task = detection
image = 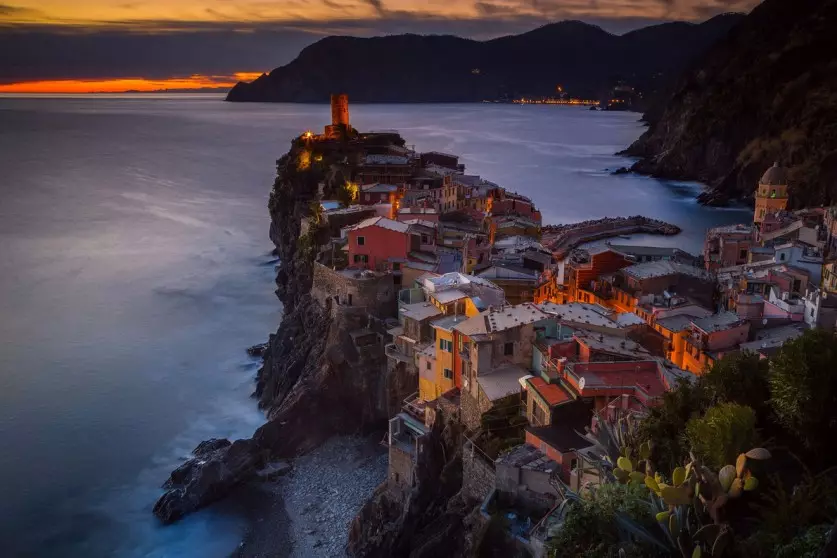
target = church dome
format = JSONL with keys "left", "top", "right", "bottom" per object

{"left": 759, "top": 162, "right": 788, "bottom": 186}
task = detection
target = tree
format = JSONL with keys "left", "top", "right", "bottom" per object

{"left": 686, "top": 402, "right": 758, "bottom": 469}
{"left": 638, "top": 379, "right": 709, "bottom": 472}
{"left": 703, "top": 352, "right": 771, "bottom": 418}
{"left": 768, "top": 329, "right": 837, "bottom": 452}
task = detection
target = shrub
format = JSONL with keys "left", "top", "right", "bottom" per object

{"left": 638, "top": 379, "right": 709, "bottom": 471}
{"left": 686, "top": 402, "right": 758, "bottom": 469}
{"left": 768, "top": 329, "right": 837, "bottom": 452}
{"left": 703, "top": 352, "right": 770, "bottom": 417}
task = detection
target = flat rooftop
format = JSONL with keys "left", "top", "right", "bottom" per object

{"left": 538, "top": 302, "right": 620, "bottom": 329}
{"left": 574, "top": 331, "right": 651, "bottom": 359}
{"left": 527, "top": 377, "right": 574, "bottom": 407}
{"left": 656, "top": 314, "right": 700, "bottom": 333}
{"left": 692, "top": 311, "right": 745, "bottom": 333}
{"left": 477, "top": 362, "right": 529, "bottom": 402}
{"left": 399, "top": 302, "right": 443, "bottom": 322}
{"left": 497, "top": 444, "right": 558, "bottom": 473}
{"left": 740, "top": 323, "right": 806, "bottom": 353}
{"left": 364, "top": 154, "right": 410, "bottom": 165}
{"left": 430, "top": 314, "right": 470, "bottom": 332}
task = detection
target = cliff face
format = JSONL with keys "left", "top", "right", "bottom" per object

{"left": 226, "top": 16, "right": 742, "bottom": 104}
{"left": 347, "top": 415, "right": 485, "bottom": 558}
{"left": 625, "top": 0, "right": 837, "bottom": 207}
{"left": 154, "top": 141, "right": 414, "bottom": 523}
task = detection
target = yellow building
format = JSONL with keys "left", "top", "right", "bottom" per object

{"left": 417, "top": 344, "right": 438, "bottom": 402}
{"left": 427, "top": 315, "right": 469, "bottom": 400}
{"left": 754, "top": 162, "right": 789, "bottom": 225}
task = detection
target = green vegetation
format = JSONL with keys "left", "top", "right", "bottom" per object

{"left": 548, "top": 330, "right": 837, "bottom": 557}
{"left": 768, "top": 329, "right": 837, "bottom": 452}
{"left": 686, "top": 403, "right": 758, "bottom": 469}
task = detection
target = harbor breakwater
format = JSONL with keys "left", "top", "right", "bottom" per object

{"left": 542, "top": 215, "right": 681, "bottom": 259}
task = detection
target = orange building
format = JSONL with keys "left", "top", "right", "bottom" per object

{"left": 754, "top": 162, "right": 789, "bottom": 225}
{"left": 565, "top": 246, "right": 631, "bottom": 303}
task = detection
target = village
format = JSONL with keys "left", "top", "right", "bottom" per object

{"left": 294, "top": 95, "right": 837, "bottom": 556}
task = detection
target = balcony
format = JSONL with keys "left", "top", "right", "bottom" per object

{"left": 402, "top": 392, "right": 427, "bottom": 422}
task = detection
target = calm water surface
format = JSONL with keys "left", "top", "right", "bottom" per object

{"left": 0, "top": 95, "right": 751, "bottom": 557}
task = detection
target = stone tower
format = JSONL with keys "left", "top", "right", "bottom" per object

{"left": 331, "top": 93, "right": 349, "bottom": 127}
{"left": 754, "top": 162, "right": 789, "bottom": 224}
{"left": 324, "top": 94, "right": 350, "bottom": 138}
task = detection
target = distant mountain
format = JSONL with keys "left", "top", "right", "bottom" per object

{"left": 625, "top": 0, "right": 837, "bottom": 207}
{"left": 226, "top": 15, "right": 744, "bottom": 104}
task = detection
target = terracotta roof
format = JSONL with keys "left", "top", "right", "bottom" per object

{"left": 528, "top": 377, "right": 574, "bottom": 407}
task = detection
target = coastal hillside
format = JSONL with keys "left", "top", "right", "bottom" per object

{"left": 226, "top": 15, "right": 743, "bottom": 104}
{"left": 625, "top": 0, "right": 837, "bottom": 207}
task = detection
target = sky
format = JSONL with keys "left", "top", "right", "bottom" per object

{"left": 0, "top": 0, "right": 760, "bottom": 93}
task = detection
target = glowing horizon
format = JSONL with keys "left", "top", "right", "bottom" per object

{"left": 1, "top": 0, "right": 759, "bottom": 29}
{"left": 0, "top": 72, "right": 264, "bottom": 94}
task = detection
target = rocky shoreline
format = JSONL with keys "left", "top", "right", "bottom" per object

{"left": 233, "top": 435, "right": 386, "bottom": 558}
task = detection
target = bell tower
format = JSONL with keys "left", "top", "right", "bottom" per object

{"left": 754, "top": 162, "right": 789, "bottom": 225}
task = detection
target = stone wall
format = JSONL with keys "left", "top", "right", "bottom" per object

{"left": 460, "top": 386, "right": 501, "bottom": 431}
{"left": 312, "top": 262, "right": 396, "bottom": 318}
{"left": 495, "top": 462, "right": 558, "bottom": 514}
{"left": 388, "top": 445, "right": 415, "bottom": 492}
{"left": 462, "top": 439, "right": 496, "bottom": 503}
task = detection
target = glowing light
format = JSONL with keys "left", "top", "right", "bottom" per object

{"left": 0, "top": 72, "right": 263, "bottom": 94}
{"left": 297, "top": 150, "right": 311, "bottom": 171}
{"left": 302, "top": 130, "right": 314, "bottom": 140}
{"left": 345, "top": 181, "right": 359, "bottom": 202}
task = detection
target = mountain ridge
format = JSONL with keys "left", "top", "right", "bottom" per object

{"left": 226, "top": 14, "right": 745, "bottom": 104}
{"left": 624, "top": 0, "right": 837, "bottom": 206}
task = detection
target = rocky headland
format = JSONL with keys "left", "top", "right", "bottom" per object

{"left": 154, "top": 136, "right": 414, "bottom": 525}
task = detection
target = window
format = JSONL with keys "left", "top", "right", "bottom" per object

{"left": 421, "top": 234, "right": 429, "bottom": 244}
{"left": 426, "top": 361, "right": 431, "bottom": 370}
{"left": 457, "top": 336, "right": 463, "bottom": 351}
{"left": 779, "top": 253, "right": 786, "bottom": 261}
{"left": 357, "top": 236, "right": 365, "bottom": 246}
{"left": 504, "top": 342, "right": 514, "bottom": 356}
{"left": 533, "top": 403, "right": 546, "bottom": 426}
{"left": 353, "top": 254, "right": 368, "bottom": 264}
{"left": 392, "top": 262, "right": 401, "bottom": 271}
{"left": 440, "top": 339, "right": 453, "bottom": 352}
{"left": 443, "top": 368, "right": 453, "bottom": 380}
{"left": 739, "top": 249, "right": 747, "bottom": 260}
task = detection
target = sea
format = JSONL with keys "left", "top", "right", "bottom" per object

{"left": 0, "top": 94, "right": 752, "bottom": 557}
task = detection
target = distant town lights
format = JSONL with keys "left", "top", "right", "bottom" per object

{"left": 302, "top": 130, "right": 314, "bottom": 139}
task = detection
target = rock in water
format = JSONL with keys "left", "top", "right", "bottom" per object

{"left": 153, "top": 439, "right": 262, "bottom": 524}
{"left": 247, "top": 343, "right": 269, "bottom": 357}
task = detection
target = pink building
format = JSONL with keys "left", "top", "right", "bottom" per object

{"left": 346, "top": 217, "right": 418, "bottom": 271}
{"left": 703, "top": 224, "right": 754, "bottom": 272}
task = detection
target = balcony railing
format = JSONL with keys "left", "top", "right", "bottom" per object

{"left": 402, "top": 392, "right": 427, "bottom": 421}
